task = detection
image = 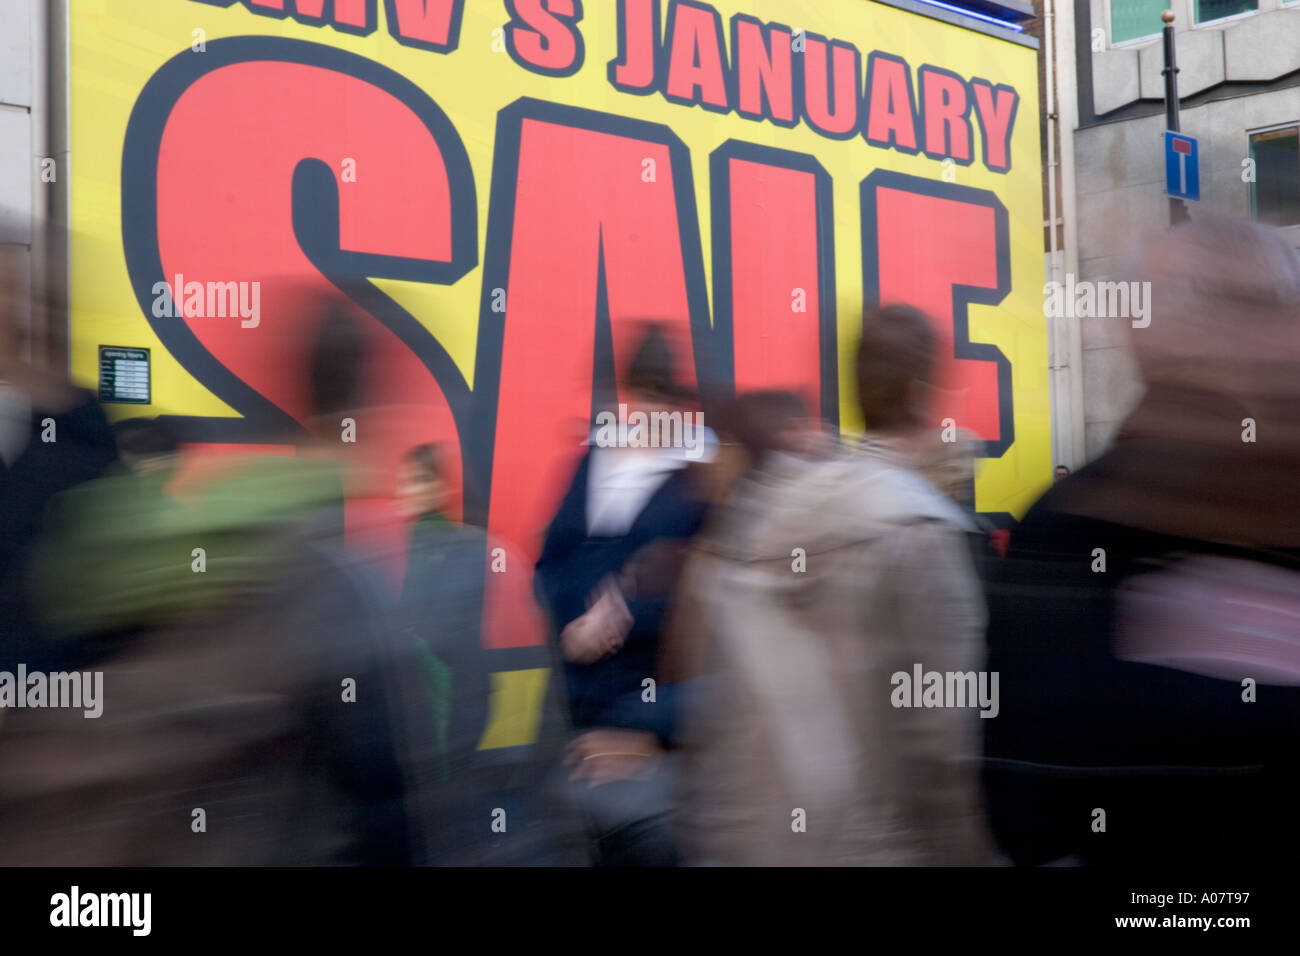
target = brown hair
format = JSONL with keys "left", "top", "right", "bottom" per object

{"left": 718, "top": 390, "right": 809, "bottom": 465}
{"left": 403, "top": 443, "right": 441, "bottom": 479}
{"left": 856, "top": 303, "right": 937, "bottom": 431}
{"left": 308, "top": 302, "right": 367, "bottom": 420}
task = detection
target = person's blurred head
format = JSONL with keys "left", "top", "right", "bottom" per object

{"left": 306, "top": 300, "right": 367, "bottom": 438}
{"left": 1061, "top": 216, "right": 1300, "bottom": 547}
{"left": 1054, "top": 464, "right": 1070, "bottom": 482}
{"left": 397, "top": 443, "right": 447, "bottom": 521}
{"left": 113, "top": 418, "right": 180, "bottom": 477}
{"left": 623, "top": 323, "right": 698, "bottom": 414}
{"left": 856, "top": 304, "right": 937, "bottom": 436}
{"left": 1128, "top": 214, "right": 1300, "bottom": 402}
{"left": 720, "top": 390, "right": 821, "bottom": 468}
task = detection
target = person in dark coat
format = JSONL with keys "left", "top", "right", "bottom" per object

{"left": 395, "top": 443, "right": 495, "bottom": 862}
{"left": 983, "top": 215, "right": 1300, "bottom": 866}
{"left": 534, "top": 325, "right": 713, "bottom": 865}
{"left": 0, "top": 348, "right": 117, "bottom": 673}
{"left": 396, "top": 442, "right": 593, "bottom": 865}
{"left": 0, "top": 303, "right": 423, "bottom": 866}
{"left": 397, "top": 443, "right": 492, "bottom": 781}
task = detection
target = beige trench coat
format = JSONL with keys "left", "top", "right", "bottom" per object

{"left": 674, "top": 440, "right": 996, "bottom": 866}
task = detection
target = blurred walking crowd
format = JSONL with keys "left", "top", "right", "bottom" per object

{"left": 1, "top": 214, "right": 1297, "bottom": 866}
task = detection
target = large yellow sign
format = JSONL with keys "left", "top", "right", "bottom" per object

{"left": 71, "top": 0, "right": 1046, "bottom": 740}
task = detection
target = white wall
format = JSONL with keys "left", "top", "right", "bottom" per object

{"left": 1072, "top": 84, "right": 1300, "bottom": 457}
{"left": 0, "top": 0, "right": 35, "bottom": 356}
{"left": 1091, "top": 0, "right": 1300, "bottom": 114}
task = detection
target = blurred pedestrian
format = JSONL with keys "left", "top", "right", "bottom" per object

{"left": 984, "top": 215, "right": 1300, "bottom": 865}
{"left": 397, "top": 443, "right": 491, "bottom": 782}
{"left": 112, "top": 417, "right": 180, "bottom": 478}
{"left": 396, "top": 442, "right": 503, "bottom": 862}
{"left": 675, "top": 306, "right": 996, "bottom": 865}
{"left": 0, "top": 303, "right": 423, "bottom": 865}
{"left": 0, "top": 256, "right": 117, "bottom": 673}
{"left": 535, "top": 324, "right": 713, "bottom": 866}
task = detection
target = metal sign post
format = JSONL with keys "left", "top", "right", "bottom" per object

{"left": 1161, "top": 10, "right": 1191, "bottom": 224}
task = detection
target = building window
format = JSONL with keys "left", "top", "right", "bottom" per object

{"left": 1110, "top": 0, "right": 1166, "bottom": 43}
{"left": 1195, "top": 0, "right": 1258, "bottom": 23}
{"left": 1249, "top": 126, "right": 1300, "bottom": 227}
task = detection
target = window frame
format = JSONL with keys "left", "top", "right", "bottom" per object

{"left": 1247, "top": 121, "right": 1300, "bottom": 225}
{"left": 1192, "top": 0, "right": 1260, "bottom": 28}
{"left": 1106, "top": 0, "right": 1167, "bottom": 47}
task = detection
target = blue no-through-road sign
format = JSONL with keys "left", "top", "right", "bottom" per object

{"left": 1165, "top": 132, "right": 1200, "bottom": 202}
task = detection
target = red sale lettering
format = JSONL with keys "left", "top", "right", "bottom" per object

{"left": 120, "top": 36, "right": 1022, "bottom": 653}
{"left": 184, "top": 0, "right": 1019, "bottom": 173}
{"left": 800, "top": 34, "right": 860, "bottom": 139}
{"left": 663, "top": 1, "right": 730, "bottom": 112}
{"left": 122, "top": 38, "right": 477, "bottom": 563}
{"left": 385, "top": 0, "right": 465, "bottom": 52}
{"left": 971, "top": 79, "right": 1020, "bottom": 174}
{"left": 504, "top": 0, "right": 585, "bottom": 78}
{"left": 287, "top": 0, "right": 372, "bottom": 32}
{"left": 864, "top": 52, "right": 920, "bottom": 153}
{"left": 861, "top": 170, "right": 1013, "bottom": 454}
{"left": 608, "top": 0, "right": 659, "bottom": 92}
{"left": 731, "top": 15, "right": 796, "bottom": 126}
{"left": 190, "top": 0, "right": 376, "bottom": 34}
{"left": 918, "top": 65, "right": 974, "bottom": 165}
{"left": 601, "top": 0, "right": 1017, "bottom": 171}
{"left": 477, "top": 101, "right": 709, "bottom": 647}
{"left": 710, "top": 143, "right": 835, "bottom": 420}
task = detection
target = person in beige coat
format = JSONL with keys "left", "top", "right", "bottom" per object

{"left": 674, "top": 305, "right": 996, "bottom": 866}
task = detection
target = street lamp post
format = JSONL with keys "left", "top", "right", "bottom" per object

{"left": 1162, "top": 10, "right": 1190, "bottom": 224}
